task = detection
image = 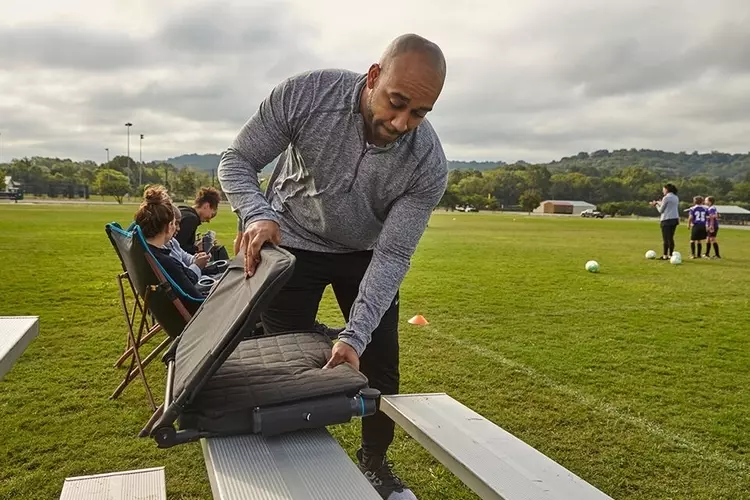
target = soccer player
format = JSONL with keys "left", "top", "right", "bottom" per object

{"left": 705, "top": 196, "right": 721, "bottom": 258}
{"left": 687, "top": 196, "right": 708, "bottom": 258}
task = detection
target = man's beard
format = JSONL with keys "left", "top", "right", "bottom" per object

{"left": 365, "top": 94, "right": 400, "bottom": 145}
{"left": 364, "top": 93, "right": 378, "bottom": 139}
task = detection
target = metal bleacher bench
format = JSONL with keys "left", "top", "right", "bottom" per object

{"left": 203, "top": 392, "right": 613, "bottom": 500}
{"left": 381, "top": 393, "right": 613, "bottom": 500}
{"left": 0, "top": 316, "right": 39, "bottom": 381}
{"left": 202, "top": 428, "right": 381, "bottom": 499}
{"left": 59, "top": 467, "right": 166, "bottom": 500}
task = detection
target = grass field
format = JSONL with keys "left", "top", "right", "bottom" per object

{"left": 1, "top": 203, "right": 749, "bottom": 499}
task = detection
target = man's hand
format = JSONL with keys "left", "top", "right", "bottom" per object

{"left": 323, "top": 341, "right": 360, "bottom": 371}
{"left": 194, "top": 252, "right": 210, "bottom": 268}
{"left": 241, "top": 220, "right": 281, "bottom": 277}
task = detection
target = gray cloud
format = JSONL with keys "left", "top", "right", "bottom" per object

{"left": 0, "top": 27, "right": 147, "bottom": 71}
{"left": 2, "top": 0, "right": 750, "bottom": 165}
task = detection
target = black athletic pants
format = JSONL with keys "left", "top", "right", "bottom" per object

{"left": 661, "top": 219, "right": 679, "bottom": 256}
{"left": 260, "top": 247, "right": 400, "bottom": 457}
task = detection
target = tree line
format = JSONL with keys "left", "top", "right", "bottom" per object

{"left": 0, "top": 155, "right": 214, "bottom": 204}
{"left": 439, "top": 163, "right": 750, "bottom": 216}
{"left": 3, "top": 148, "right": 750, "bottom": 215}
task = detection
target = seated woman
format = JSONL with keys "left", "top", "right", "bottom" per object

{"left": 134, "top": 185, "right": 205, "bottom": 312}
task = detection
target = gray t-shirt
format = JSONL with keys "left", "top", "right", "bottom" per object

{"left": 656, "top": 192, "right": 680, "bottom": 221}
{"left": 218, "top": 68, "right": 448, "bottom": 355}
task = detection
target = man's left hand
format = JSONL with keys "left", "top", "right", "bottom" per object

{"left": 323, "top": 341, "right": 360, "bottom": 371}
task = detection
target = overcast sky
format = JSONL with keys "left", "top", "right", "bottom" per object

{"left": 1, "top": 0, "right": 749, "bottom": 164}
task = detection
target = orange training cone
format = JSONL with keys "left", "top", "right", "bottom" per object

{"left": 408, "top": 315, "right": 429, "bottom": 325}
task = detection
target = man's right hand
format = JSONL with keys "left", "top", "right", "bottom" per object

{"left": 241, "top": 220, "right": 281, "bottom": 277}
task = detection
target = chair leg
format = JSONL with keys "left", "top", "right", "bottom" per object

{"left": 110, "top": 293, "right": 160, "bottom": 411}
{"left": 114, "top": 323, "right": 162, "bottom": 368}
{"left": 139, "top": 403, "right": 164, "bottom": 438}
{"left": 116, "top": 273, "right": 134, "bottom": 356}
{"left": 116, "top": 272, "right": 153, "bottom": 363}
{"left": 111, "top": 336, "right": 171, "bottom": 402}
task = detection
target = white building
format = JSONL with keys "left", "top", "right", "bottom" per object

{"left": 533, "top": 200, "right": 596, "bottom": 215}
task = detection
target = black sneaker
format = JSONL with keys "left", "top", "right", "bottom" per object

{"left": 356, "top": 449, "right": 416, "bottom": 500}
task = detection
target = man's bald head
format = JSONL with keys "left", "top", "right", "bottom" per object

{"left": 378, "top": 33, "right": 446, "bottom": 84}
{"left": 360, "top": 34, "right": 446, "bottom": 146}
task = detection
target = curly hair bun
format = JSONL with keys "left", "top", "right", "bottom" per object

{"left": 143, "top": 185, "right": 170, "bottom": 205}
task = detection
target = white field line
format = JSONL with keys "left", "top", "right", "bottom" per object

{"left": 429, "top": 327, "right": 750, "bottom": 476}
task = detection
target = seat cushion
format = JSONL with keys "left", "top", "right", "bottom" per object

{"left": 186, "top": 331, "right": 369, "bottom": 412}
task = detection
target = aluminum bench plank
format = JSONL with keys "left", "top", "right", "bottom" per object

{"left": 381, "top": 393, "right": 612, "bottom": 500}
{"left": 202, "top": 427, "right": 381, "bottom": 500}
{"left": 59, "top": 467, "right": 166, "bottom": 500}
{"left": 0, "top": 316, "right": 39, "bottom": 380}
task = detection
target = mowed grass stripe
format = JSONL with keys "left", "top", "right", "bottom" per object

{"left": 430, "top": 324, "right": 749, "bottom": 473}
{"left": 1, "top": 204, "right": 749, "bottom": 499}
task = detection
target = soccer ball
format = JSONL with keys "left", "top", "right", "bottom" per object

{"left": 645, "top": 250, "right": 657, "bottom": 259}
{"left": 670, "top": 252, "right": 682, "bottom": 265}
{"left": 585, "top": 260, "right": 600, "bottom": 273}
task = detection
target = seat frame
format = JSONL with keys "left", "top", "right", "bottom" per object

{"left": 105, "top": 222, "right": 204, "bottom": 410}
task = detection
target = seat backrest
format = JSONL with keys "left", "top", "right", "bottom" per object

{"left": 105, "top": 222, "right": 204, "bottom": 338}
{"left": 168, "top": 245, "right": 295, "bottom": 409}
{"left": 105, "top": 221, "right": 132, "bottom": 274}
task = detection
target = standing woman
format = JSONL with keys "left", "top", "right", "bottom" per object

{"left": 650, "top": 183, "right": 680, "bottom": 260}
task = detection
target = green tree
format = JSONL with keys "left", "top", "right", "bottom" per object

{"left": 174, "top": 167, "right": 200, "bottom": 201}
{"left": 94, "top": 168, "right": 130, "bottom": 204}
{"left": 522, "top": 165, "right": 552, "bottom": 198}
{"left": 518, "top": 189, "right": 542, "bottom": 213}
{"left": 486, "top": 170, "right": 528, "bottom": 207}
{"left": 728, "top": 182, "right": 750, "bottom": 203}
{"left": 438, "top": 185, "right": 460, "bottom": 210}
{"left": 465, "top": 194, "right": 486, "bottom": 211}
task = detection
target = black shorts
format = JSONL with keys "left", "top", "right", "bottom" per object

{"left": 691, "top": 225, "right": 707, "bottom": 241}
{"left": 707, "top": 227, "right": 719, "bottom": 238}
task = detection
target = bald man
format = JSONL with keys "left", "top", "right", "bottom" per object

{"left": 218, "top": 34, "right": 447, "bottom": 500}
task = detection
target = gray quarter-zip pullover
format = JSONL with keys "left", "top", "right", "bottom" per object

{"left": 218, "top": 68, "right": 448, "bottom": 356}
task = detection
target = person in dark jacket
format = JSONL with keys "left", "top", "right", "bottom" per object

{"left": 175, "top": 186, "right": 222, "bottom": 255}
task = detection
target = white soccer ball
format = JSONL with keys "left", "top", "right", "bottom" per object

{"left": 585, "top": 260, "right": 600, "bottom": 273}
{"left": 670, "top": 252, "right": 682, "bottom": 265}
{"left": 645, "top": 250, "right": 657, "bottom": 259}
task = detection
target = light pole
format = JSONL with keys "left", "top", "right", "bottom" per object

{"left": 105, "top": 147, "right": 109, "bottom": 163}
{"left": 125, "top": 122, "right": 132, "bottom": 184}
{"left": 0, "top": 131, "right": 3, "bottom": 164}
{"left": 139, "top": 134, "right": 144, "bottom": 186}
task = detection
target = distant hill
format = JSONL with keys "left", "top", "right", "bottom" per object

{"left": 447, "top": 160, "right": 505, "bottom": 171}
{"left": 538, "top": 149, "right": 750, "bottom": 179}
{"left": 166, "top": 154, "right": 222, "bottom": 172}
{"left": 165, "top": 154, "right": 504, "bottom": 174}
{"left": 166, "top": 153, "right": 276, "bottom": 174}
{"left": 164, "top": 149, "right": 750, "bottom": 180}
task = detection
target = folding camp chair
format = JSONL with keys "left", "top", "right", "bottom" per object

{"left": 141, "top": 244, "right": 380, "bottom": 447}
{"left": 106, "top": 222, "right": 162, "bottom": 369}
{"left": 105, "top": 222, "right": 206, "bottom": 411}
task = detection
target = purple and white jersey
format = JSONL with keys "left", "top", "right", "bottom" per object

{"left": 689, "top": 205, "right": 708, "bottom": 226}
{"left": 707, "top": 206, "right": 719, "bottom": 228}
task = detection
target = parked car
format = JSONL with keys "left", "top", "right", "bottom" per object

{"left": 580, "top": 208, "right": 604, "bottom": 218}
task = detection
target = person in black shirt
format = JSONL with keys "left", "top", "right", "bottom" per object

{"left": 134, "top": 185, "right": 204, "bottom": 313}
{"left": 174, "top": 186, "right": 221, "bottom": 255}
